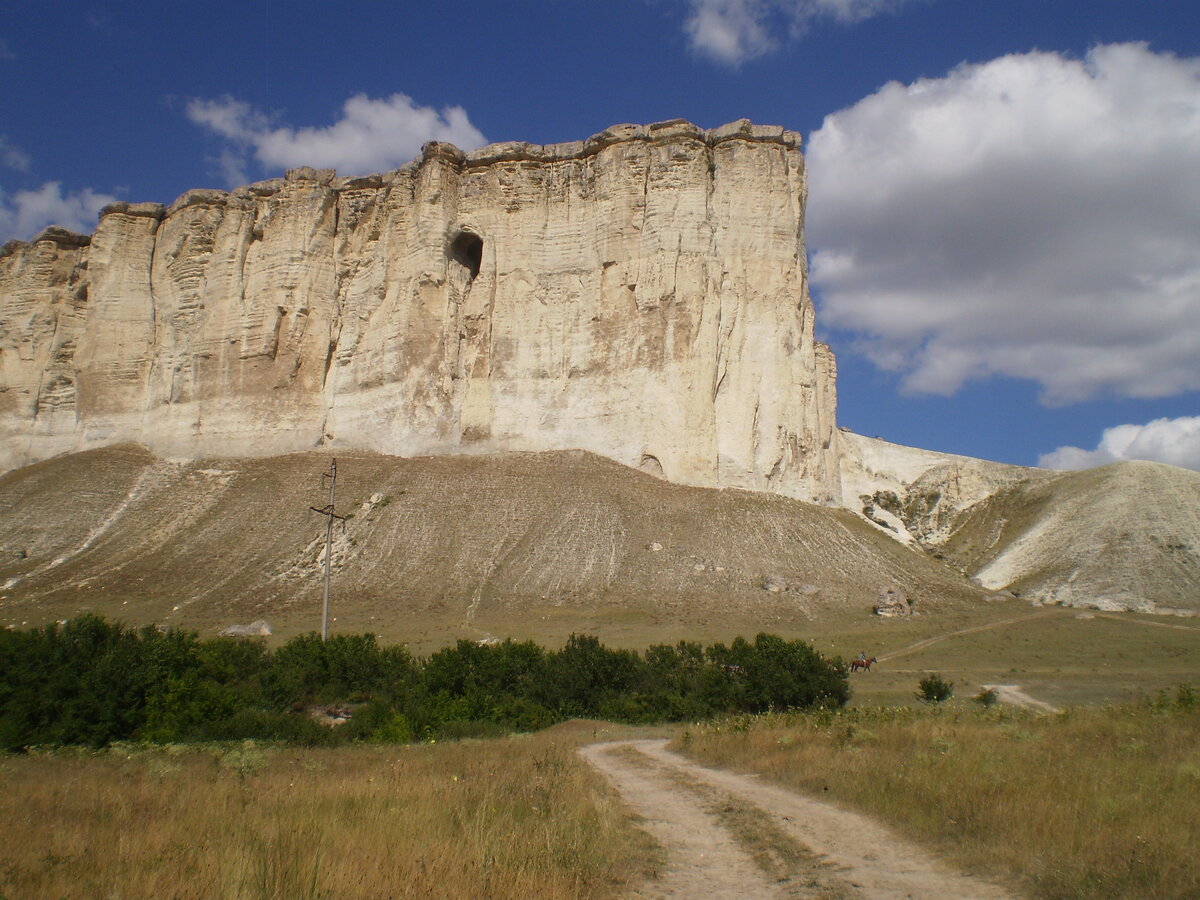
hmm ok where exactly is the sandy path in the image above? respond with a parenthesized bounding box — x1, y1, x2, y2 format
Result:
(581, 742, 789, 898)
(980, 684, 1058, 712)
(582, 740, 1020, 900)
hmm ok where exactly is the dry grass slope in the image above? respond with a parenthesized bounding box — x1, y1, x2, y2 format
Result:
(0, 445, 987, 649)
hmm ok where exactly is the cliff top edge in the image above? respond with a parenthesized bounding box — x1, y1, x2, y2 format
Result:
(0, 119, 801, 253)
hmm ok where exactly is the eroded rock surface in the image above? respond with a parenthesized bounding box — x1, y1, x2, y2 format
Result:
(838, 432, 1200, 613)
(0, 119, 839, 503)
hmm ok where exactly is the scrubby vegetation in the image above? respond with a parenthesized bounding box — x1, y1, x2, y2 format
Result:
(675, 688, 1200, 900)
(0, 615, 847, 750)
(973, 686, 999, 707)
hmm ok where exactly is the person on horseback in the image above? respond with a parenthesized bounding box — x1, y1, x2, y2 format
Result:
(851, 651, 875, 673)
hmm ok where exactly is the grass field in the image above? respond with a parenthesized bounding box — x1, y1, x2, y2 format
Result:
(812, 603, 1200, 708)
(2, 604, 1197, 899)
(674, 693, 1200, 900)
(0, 722, 665, 900)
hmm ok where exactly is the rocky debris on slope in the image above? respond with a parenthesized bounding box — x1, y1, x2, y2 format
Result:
(220, 619, 272, 637)
(839, 431, 1047, 545)
(0, 445, 986, 641)
(873, 587, 914, 617)
(761, 573, 819, 595)
(860, 491, 904, 535)
(0, 119, 839, 504)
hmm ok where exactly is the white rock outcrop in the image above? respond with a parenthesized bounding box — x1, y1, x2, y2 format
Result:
(0, 119, 840, 502)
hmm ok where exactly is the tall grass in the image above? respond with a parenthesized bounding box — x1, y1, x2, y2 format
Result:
(674, 693, 1200, 899)
(0, 729, 657, 900)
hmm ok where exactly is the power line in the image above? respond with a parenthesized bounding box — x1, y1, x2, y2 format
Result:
(309, 458, 345, 641)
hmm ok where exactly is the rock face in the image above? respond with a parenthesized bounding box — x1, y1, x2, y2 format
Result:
(0, 119, 840, 503)
(838, 432, 1200, 614)
(838, 431, 1049, 546)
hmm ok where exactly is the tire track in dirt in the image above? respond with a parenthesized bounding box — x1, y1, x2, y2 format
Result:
(581, 740, 1020, 900)
(582, 741, 795, 898)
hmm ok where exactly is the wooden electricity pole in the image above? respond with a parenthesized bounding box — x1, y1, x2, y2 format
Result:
(310, 458, 345, 641)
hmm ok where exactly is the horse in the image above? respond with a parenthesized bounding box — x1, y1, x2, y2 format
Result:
(850, 656, 877, 673)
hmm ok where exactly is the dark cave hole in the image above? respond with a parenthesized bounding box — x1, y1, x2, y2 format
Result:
(449, 231, 483, 279)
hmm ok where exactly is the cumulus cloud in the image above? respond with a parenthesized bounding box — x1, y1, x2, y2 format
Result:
(807, 43, 1200, 404)
(1040, 416, 1200, 471)
(684, 0, 916, 65)
(0, 182, 118, 242)
(186, 93, 487, 186)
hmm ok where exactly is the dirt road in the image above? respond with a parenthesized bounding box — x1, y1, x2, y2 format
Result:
(980, 684, 1058, 712)
(581, 740, 1019, 899)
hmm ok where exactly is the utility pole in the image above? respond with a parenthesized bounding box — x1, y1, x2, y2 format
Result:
(310, 458, 345, 641)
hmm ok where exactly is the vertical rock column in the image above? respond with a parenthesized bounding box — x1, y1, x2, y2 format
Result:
(73, 204, 161, 450)
(0, 228, 92, 465)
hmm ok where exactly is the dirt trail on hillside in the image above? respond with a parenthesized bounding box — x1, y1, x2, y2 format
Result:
(581, 740, 1020, 899)
(1094, 613, 1200, 633)
(877, 608, 1070, 663)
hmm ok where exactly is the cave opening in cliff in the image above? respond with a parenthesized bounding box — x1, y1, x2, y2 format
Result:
(449, 231, 483, 280)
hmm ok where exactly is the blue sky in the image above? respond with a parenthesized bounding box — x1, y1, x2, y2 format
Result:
(3, 1, 1198, 470)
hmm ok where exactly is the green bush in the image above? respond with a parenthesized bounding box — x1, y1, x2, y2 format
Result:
(345, 701, 414, 743)
(1151, 683, 1198, 712)
(917, 672, 954, 704)
(204, 708, 338, 745)
(1, 617, 847, 749)
(973, 687, 999, 708)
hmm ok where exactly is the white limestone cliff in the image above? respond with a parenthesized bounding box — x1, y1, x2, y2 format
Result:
(0, 119, 841, 502)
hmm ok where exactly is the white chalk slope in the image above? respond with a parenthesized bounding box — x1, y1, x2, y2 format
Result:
(839, 432, 1200, 614)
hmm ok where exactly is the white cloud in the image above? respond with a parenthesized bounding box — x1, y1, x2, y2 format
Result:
(807, 43, 1200, 404)
(1040, 416, 1200, 471)
(685, 1, 776, 66)
(684, 0, 916, 65)
(0, 182, 118, 243)
(187, 93, 487, 186)
(0, 136, 30, 172)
